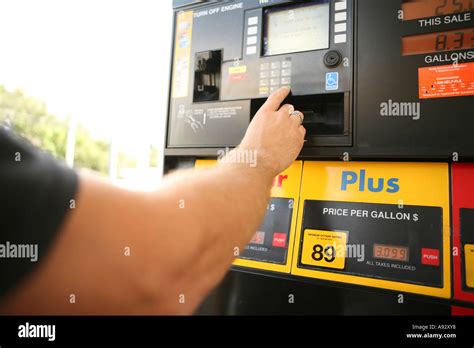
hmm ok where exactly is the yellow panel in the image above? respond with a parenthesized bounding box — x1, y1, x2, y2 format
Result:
(291, 161, 451, 299)
(195, 160, 303, 273)
(465, 244, 474, 288)
(194, 159, 217, 169)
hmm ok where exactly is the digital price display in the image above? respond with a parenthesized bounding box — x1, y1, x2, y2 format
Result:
(402, 28, 474, 55)
(402, 0, 473, 21)
(373, 244, 409, 262)
(263, 1, 330, 56)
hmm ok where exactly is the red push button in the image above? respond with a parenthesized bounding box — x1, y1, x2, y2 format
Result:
(421, 248, 440, 266)
(272, 233, 287, 248)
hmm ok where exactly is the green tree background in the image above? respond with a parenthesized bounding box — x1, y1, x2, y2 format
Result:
(0, 85, 111, 174)
(0, 85, 159, 176)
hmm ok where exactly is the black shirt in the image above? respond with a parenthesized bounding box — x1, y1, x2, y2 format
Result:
(0, 127, 78, 299)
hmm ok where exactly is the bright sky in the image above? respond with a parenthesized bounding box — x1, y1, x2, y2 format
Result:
(0, 0, 173, 152)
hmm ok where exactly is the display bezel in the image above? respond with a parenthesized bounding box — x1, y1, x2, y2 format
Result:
(262, 0, 331, 57)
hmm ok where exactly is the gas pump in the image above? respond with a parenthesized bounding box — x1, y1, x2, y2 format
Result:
(164, 0, 474, 315)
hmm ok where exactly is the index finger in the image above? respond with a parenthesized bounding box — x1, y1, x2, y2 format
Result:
(261, 87, 291, 112)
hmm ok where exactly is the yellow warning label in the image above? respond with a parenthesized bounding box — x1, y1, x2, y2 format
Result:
(229, 66, 247, 74)
(172, 11, 193, 98)
(465, 244, 474, 288)
(301, 229, 347, 270)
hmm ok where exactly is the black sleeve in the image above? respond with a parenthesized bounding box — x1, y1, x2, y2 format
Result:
(0, 127, 78, 299)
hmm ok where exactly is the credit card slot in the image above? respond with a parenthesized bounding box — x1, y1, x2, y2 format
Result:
(251, 92, 351, 147)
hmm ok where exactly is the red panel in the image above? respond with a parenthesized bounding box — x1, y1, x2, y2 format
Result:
(452, 164, 474, 303)
(452, 306, 474, 316)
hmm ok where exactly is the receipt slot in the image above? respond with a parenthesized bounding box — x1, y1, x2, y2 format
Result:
(195, 160, 303, 273)
(452, 163, 474, 303)
(291, 162, 451, 298)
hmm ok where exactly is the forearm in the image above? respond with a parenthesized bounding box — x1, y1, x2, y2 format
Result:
(1, 158, 274, 315)
(152, 158, 274, 312)
(159, 159, 273, 254)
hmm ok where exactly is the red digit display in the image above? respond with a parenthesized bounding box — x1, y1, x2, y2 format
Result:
(402, 0, 473, 21)
(373, 244, 409, 262)
(402, 28, 474, 55)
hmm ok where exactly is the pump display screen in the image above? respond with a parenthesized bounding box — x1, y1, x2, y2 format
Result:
(402, 28, 474, 55)
(263, 2, 330, 56)
(373, 244, 409, 262)
(402, 0, 473, 21)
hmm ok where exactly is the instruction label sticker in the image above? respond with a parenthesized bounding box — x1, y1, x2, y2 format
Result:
(301, 229, 347, 270)
(465, 244, 474, 289)
(229, 65, 247, 81)
(419, 62, 474, 99)
(229, 66, 247, 74)
(172, 11, 193, 98)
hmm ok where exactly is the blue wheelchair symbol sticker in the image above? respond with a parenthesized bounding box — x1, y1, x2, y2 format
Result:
(326, 72, 339, 91)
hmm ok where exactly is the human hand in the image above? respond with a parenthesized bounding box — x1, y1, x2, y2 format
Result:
(238, 87, 306, 177)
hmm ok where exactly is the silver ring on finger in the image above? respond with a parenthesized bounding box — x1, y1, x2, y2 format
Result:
(290, 111, 304, 125)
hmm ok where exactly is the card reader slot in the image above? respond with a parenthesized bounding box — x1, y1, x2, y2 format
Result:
(251, 93, 349, 144)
